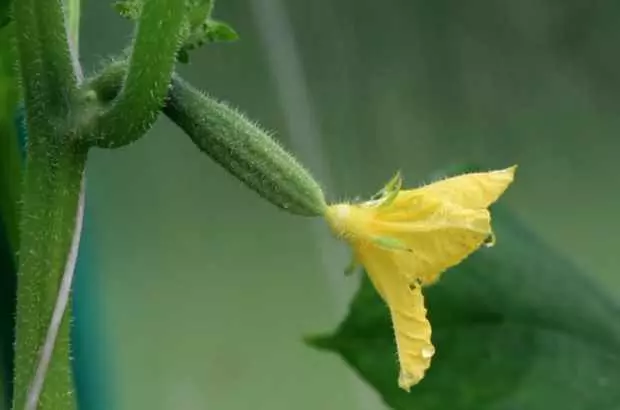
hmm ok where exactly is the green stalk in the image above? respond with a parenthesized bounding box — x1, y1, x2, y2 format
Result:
(13, 0, 78, 121)
(12, 0, 186, 408)
(12, 0, 83, 408)
(12, 141, 86, 410)
(65, 0, 81, 52)
(86, 0, 186, 148)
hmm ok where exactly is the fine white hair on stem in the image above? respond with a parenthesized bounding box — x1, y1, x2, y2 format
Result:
(24, 173, 85, 410)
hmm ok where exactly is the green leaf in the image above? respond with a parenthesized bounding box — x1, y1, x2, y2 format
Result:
(0, 0, 11, 29)
(307, 181, 620, 409)
(176, 17, 238, 64)
(204, 19, 238, 42)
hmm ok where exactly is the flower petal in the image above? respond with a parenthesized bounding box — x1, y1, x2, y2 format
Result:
(372, 204, 492, 286)
(355, 246, 435, 391)
(398, 166, 516, 210)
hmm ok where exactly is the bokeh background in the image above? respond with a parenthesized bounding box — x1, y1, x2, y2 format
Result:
(75, 0, 620, 409)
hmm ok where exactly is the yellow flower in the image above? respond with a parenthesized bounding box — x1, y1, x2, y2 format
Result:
(325, 166, 517, 391)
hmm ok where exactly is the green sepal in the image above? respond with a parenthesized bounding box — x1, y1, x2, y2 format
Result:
(344, 254, 360, 276)
(371, 236, 411, 252)
(371, 170, 402, 208)
(484, 230, 496, 248)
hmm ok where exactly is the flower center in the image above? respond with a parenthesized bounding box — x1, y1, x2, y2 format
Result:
(325, 203, 353, 238)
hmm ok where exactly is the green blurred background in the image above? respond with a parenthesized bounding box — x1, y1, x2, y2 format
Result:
(75, 0, 620, 409)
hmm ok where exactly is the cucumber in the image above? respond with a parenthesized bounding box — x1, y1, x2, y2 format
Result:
(164, 75, 327, 217)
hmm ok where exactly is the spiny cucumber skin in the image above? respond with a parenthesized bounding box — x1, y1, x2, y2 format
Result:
(165, 76, 327, 217)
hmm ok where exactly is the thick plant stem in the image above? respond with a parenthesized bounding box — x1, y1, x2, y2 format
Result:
(12, 0, 84, 408)
(12, 139, 86, 410)
(13, 0, 78, 120)
(20, 1, 86, 408)
(25, 176, 83, 410)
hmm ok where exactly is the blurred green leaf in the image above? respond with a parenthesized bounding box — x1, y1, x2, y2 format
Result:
(307, 172, 620, 409)
(0, 0, 11, 29)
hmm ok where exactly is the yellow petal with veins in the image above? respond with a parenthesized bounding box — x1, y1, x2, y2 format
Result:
(399, 165, 517, 209)
(354, 245, 434, 391)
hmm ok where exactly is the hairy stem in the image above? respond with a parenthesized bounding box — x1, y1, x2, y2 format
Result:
(13, 0, 78, 121)
(12, 139, 86, 410)
(22, 1, 86, 408)
(24, 176, 84, 410)
(12, 0, 85, 408)
(86, 0, 186, 148)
